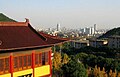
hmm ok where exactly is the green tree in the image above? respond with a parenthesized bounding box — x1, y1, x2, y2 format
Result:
(62, 58, 87, 77)
(52, 45, 60, 53)
(76, 53, 88, 62)
(0, 13, 16, 22)
(116, 63, 120, 72)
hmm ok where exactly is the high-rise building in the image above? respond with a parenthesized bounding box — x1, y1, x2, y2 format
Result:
(85, 27, 90, 34)
(79, 24, 97, 36)
(57, 23, 61, 31)
(90, 27, 94, 35)
(94, 24, 97, 34)
(80, 27, 94, 35)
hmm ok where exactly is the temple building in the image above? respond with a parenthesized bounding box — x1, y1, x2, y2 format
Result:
(0, 19, 68, 77)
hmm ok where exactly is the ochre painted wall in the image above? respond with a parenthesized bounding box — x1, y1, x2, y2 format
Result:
(13, 69, 32, 77)
(35, 65, 50, 77)
(0, 73, 11, 77)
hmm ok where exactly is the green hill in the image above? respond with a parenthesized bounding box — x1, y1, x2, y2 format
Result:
(99, 27, 120, 39)
(0, 13, 16, 22)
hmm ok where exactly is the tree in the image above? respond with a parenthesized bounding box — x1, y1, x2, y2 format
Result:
(53, 52, 62, 70)
(62, 58, 87, 77)
(62, 53, 70, 64)
(52, 52, 62, 77)
(76, 52, 88, 64)
(116, 62, 120, 72)
(109, 69, 112, 77)
(76, 52, 88, 60)
(52, 45, 60, 53)
(93, 65, 98, 77)
(118, 72, 120, 77)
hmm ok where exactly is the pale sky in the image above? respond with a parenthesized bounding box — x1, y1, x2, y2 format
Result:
(1, 0, 120, 29)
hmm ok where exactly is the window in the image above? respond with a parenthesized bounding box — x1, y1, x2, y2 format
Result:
(35, 53, 43, 66)
(15, 55, 32, 71)
(39, 53, 42, 66)
(14, 57, 18, 71)
(42, 52, 45, 65)
(35, 54, 39, 66)
(23, 56, 27, 69)
(0, 57, 10, 74)
(19, 56, 23, 70)
(28, 55, 32, 68)
(0, 59, 4, 73)
(41, 52, 49, 65)
(112, 44, 115, 47)
(45, 52, 48, 65)
(4, 58, 9, 73)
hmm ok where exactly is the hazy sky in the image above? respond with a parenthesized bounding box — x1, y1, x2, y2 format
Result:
(1, 0, 120, 29)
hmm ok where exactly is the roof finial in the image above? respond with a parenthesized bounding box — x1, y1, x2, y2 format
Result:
(25, 18, 29, 23)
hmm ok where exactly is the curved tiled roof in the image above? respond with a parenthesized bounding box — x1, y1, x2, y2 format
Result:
(0, 19, 48, 50)
(39, 32, 69, 45)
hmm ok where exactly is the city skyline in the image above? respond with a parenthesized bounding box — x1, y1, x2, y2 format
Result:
(1, 0, 120, 29)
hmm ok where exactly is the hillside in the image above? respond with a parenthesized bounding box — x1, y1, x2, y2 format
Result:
(0, 13, 16, 22)
(99, 27, 120, 38)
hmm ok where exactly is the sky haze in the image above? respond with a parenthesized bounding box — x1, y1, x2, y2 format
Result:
(1, 0, 120, 29)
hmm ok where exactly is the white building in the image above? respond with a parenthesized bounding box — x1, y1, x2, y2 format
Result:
(80, 27, 94, 35)
(89, 27, 94, 35)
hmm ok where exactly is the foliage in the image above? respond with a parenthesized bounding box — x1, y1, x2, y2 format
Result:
(62, 53, 70, 64)
(0, 13, 16, 22)
(88, 66, 119, 77)
(79, 46, 116, 58)
(62, 42, 70, 49)
(53, 52, 62, 70)
(116, 63, 120, 72)
(99, 27, 120, 38)
(62, 58, 87, 77)
(52, 42, 120, 76)
(52, 52, 63, 77)
(52, 45, 61, 53)
(75, 52, 120, 72)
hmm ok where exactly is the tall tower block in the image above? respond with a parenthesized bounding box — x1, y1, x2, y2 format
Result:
(57, 23, 60, 31)
(94, 24, 97, 34)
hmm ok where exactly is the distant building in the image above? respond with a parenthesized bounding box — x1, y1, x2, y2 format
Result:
(57, 23, 61, 31)
(70, 40, 88, 49)
(90, 27, 94, 35)
(108, 35, 120, 49)
(94, 24, 97, 34)
(80, 27, 94, 36)
(79, 24, 98, 36)
(89, 39, 108, 48)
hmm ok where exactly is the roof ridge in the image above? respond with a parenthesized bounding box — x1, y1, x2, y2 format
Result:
(39, 32, 69, 41)
(0, 18, 29, 26)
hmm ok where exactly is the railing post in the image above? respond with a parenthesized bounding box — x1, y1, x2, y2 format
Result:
(32, 51, 35, 77)
(10, 53, 13, 77)
(49, 50, 52, 77)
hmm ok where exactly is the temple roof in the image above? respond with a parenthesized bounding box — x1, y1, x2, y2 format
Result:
(39, 32, 69, 45)
(0, 19, 69, 51)
(0, 19, 48, 51)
